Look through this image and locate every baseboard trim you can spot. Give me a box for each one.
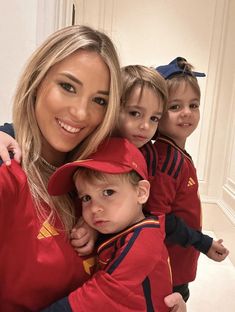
[201,196,235,226]
[217,199,235,226]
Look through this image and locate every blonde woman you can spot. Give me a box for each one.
[0,24,121,312]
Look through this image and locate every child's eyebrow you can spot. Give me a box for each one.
[169,97,200,102]
[126,104,142,109]
[127,104,163,115]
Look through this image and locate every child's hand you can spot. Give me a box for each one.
[206,239,229,262]
[164,292,187,312]
[70,217,98,256]
[0,132,21,166]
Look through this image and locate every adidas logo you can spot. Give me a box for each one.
[37,220,59,239]
[187,177,196,187]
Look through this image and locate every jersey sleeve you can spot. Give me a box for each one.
[0,123,15,137]
[0,161,19,201]
[0,123,15,165]
[0,162,21,246]
[165,213,213,252]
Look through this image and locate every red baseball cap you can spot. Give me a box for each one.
[48,137,148,196]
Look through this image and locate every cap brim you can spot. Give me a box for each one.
[48,159,132,196]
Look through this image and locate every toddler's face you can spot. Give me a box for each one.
[158,82,200,149]
[117,86,163,148]
[75,173,148,234]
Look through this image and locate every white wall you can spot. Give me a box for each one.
[0,0,38,124]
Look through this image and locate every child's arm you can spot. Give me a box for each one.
[70,217,98,256]
[0,123,21,165]
[165,213,212,252]
[166,214,229,261]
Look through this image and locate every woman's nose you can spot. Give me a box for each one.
[69,99,89,121]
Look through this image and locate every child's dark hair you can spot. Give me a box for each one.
[121,65,168,113]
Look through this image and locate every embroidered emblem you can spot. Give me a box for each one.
[187,177,196,187]
[83,257,96,275]
[37,220,59,239]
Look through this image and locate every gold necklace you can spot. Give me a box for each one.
[41,157,58,171]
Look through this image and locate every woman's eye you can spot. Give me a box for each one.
[103,189,114,196]
[93,97,108,106]
[81,195,91,203]
[129,111,140,117]
[60,82,75,93]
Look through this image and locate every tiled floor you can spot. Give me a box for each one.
[187,204,235,311]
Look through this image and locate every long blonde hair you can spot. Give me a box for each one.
[12,25,121,231]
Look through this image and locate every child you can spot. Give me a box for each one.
[41,137,176,312]
[114,62,229,301]
[146,57,229,300]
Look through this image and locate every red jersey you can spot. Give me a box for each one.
[69,216,172,312]
[0,161,93,312]
[142,136,201,286]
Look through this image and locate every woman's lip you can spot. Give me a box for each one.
[56,118,82,134]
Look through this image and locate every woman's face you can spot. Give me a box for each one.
[35,50,110,165]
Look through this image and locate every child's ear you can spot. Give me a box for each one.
[137,180,150,204]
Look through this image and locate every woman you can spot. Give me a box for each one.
[0,24,121,312]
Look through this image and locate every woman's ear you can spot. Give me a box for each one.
[137,180,150,204]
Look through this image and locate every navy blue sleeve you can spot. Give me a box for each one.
[165,213,213,254]
[0,123,15,165]
[0,123,15,137]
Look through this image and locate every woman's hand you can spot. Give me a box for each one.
[70,217,98,256]
[0,132,21,165]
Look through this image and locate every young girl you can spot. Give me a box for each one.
[146,57,229,300]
